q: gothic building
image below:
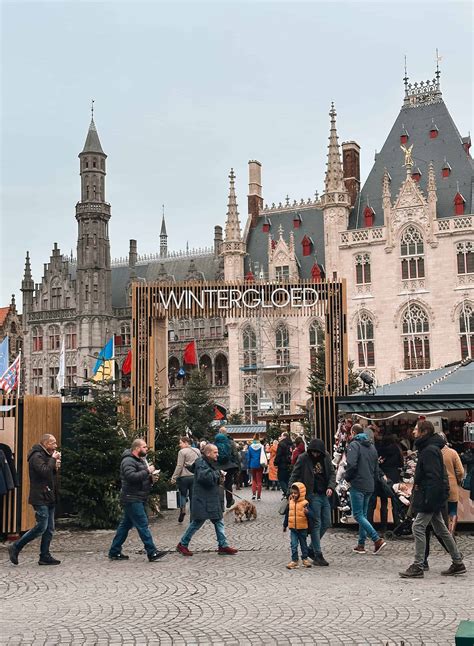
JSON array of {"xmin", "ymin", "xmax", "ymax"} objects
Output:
[
  {"xmin": 20, "ymin": 66, "xmax": 473, "ymax": 424},
  {"xmin": 0, "ymin": 295, "xmax": 22, "ymax": 364}
]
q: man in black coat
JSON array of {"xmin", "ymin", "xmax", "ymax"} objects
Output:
[
  {"xmin": 177, "ymin": 443, "xmax": 238, "ymax": 557},
  {"xmin": 399, "ymin": 420, "xmax": 466, "ymax": 579},
  {"xmin": 109, "ymin": 438, "xmax": 166, "ymax": 562},
  {"xmin": 289, "ymin": 438, "xmax": 336, "ymax": 566},
  {"xmin": 274, "ymin": 432, "xmax": 293, "ymax": 496},
  {"xmin": 9, "ymin": 434, "xmax": 61, "ymax": 566}
]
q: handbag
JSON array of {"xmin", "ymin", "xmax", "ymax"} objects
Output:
[
  {"xmin": 278, "ymin": 498, "xmax": 289, "ymax": 515},
  {"xmin": 260, "ymin": 447, "xmax": 268, "ymax": 467},
  {"xmin": 462, "ymin": 470, "xmax": 472, "ymax": 491}
]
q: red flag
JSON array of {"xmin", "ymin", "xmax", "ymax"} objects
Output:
[
  {"xmin": 122, "ymin": 350, "xmax": 132, "ymax": 375},
  {"xmin": 214, "ymin": 406, "xmax": 225, "ymax": 420},
  {"xmin": 183, "ymin": 340, "xmax": 197, "ymax": 365}
]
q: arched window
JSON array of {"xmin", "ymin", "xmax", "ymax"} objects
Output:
[
  {"xmin": 215, "ymin": 354, "xmax": 228, "ymax": 386},
  {"xmin": 51, "ymin": 279, "xmax": 62, "ymax": 309},
  {"xmin": 456, "ymin": 242, "xmax": 474, "ymax": 275},
  {"xmin": 48, "ymin": 325, "xmax": 60, "ymax": 350},
  {"xmin": 242, "ymin": 326, "xmax": 257, "ymax": 369},
  {"xmin": 357, "ymin": 312, "xmax": 375, "ymax": 367},
  {"xmin": 400, "ymin": 226, "xmax": 425, "ymax": 280},
  {"xmin": 309, "ymin": 320, "xmax": 324, "ymax": 369},
  {"xmin": 200, "ymin": 354, "xmax": 212, "ymax": 384},
  {"xmin": 65, "ymin": 323, "xmax": 77, "ymax": 350},
  {"xmin": 355, "ymin": 253, "xmax": 371, "ymax": 285},
  {"xmin": 120, "ymin": 322, "xmax": 131, "ymax": 346},
  {"xmin": 32, "ymin": 326, "xmax": 43, "ymax": 352},
  {"xmin": 209, "ymin": 318, "xmax": 222, "ymax": 338},
  {"xmin": 178, "ymin": 319, "xmax": 192, "ymax": 340},
  {"xmin": 402, "ymin": 304, "xmax": 430, "ymax": 370},
  {"xmin": 168, "ymin": 356, "xmax": 180, "ymax": 388},
  {"xmin": 276, "ymin": 324, "xmax": 290, "ymax": 366},
  {"xmin": 459, "ymin": 303, "xmax": 474, "ymax": 359},
  {"xmin": 194, "ymin": 318, "xmax": 205, "ymax": 339}
]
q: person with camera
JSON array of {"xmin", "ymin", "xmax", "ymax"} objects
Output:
[
  {"xmin": 108, "ymin": 438, "xmax": 166, "ymax": 562},
  {"xmin": 8, "ymin": 434, "xmax": 61, "ymax": 566}
]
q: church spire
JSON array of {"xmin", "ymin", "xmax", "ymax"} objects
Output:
[
  {"xmin": 224, "ymin": 169, "xmax": 243, "ymax": 243},
  {"xmin": 160, "ymin": 206, "xmax": 168, "ymax": 258},
  {"xmin": 324, "ymin": 103, "xmax": 346, "ymax": 194},
  {"xmin": 21, "ymin": 251, "xmax": 34, "ymax": 327},
  {"xmin": 222, "ymin": 169, "xmax": 245, "ymax": 281},
  {"xmin": 81, "ymin": 102, "xmax": 104, "ymax": 154}
]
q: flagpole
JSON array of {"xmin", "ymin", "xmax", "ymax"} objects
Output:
[
  {"xmin": 112, "ymin": 335, "xmax": 116, "ymax": 397},
  {"xmin": 12, "ymin": 350, "xmax": 21, "ymax": 536}
]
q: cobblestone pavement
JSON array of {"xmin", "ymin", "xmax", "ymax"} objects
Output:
[{"xmin": 0, "ymin": 490, "xmax": 473, "ymax": 646}]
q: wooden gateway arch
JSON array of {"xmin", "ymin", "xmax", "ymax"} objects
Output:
[{"xmin": 131, "ymin": 278, "xmax": 349, "ymax": 449}]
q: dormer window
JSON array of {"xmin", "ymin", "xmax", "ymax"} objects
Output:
[
  {"xmin": 301, "ymin": 235, "xmax": 313, "ymax": 257},
  {"xmin": 271, "ymin": 239, "xmax": 277, "ymax": 250},
  {"xmin": 442, "ymin": 160, "xmax": 451, "ymax": 178},
  {"xmin": 262, "ymin": 217, "xmax": 271, "ymax": 233},
  {"xmin": 363, "ymin": 206, "xmax": 375, "ymax": 227},
  {"xmin": 429, "ymin": 122, "xmax": 439, "ymax": 139},
  {"xmin": 293, "ymin": 213, "xmax": 302, "ymax": 229},
  {"xmin": 245, "ymin": 270, "xmax": 255, "ymax": 282},
  {"xmin": 454, "ymin": 192, "xmax": 466, "ymax": 216},
  {"xmin": 311, "ymin": 263, "xmax": 323, "ymax": 280},
  {"xmin": 411, "ymin": 168, "xmax": 422, "ymax": 182},
  {"xmin": 400, "ymin": 125, "xmax": 409, "ymax": 145}
]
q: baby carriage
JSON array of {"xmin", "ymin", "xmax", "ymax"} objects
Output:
[{"xmin": 383, "ymin": 480, "xmax": 413, "ymax": 540}]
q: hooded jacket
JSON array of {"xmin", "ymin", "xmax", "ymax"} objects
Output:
[
  {"xmin": 411, "ymin": 433, "xmax": 449, "ymax": 513},
  {"xmin": 27, "ymin": 444, "xmax": 59, "ymax": 506},
  {"xmin": 344, "ymin": 433, "xmax": 379, "ymax": 494},
  {"xmin": 247, "ymin": 441, "xmax": 265, "ymax": 469},
  {"xmin": 214, "ymin": 433, "xmax": 239, "ymax": 471},
  {"xmin": 289, "ymin": 439, "xmax": 336, "ymax": 495},
  {"xmin": 285, "ymin": 482, "xmax": 312, "ymax": 530},
  {"xmin": 274, "ymin": 437, "xmax": 293, "ymax": 469},
  {"xmin": 190, "ymin": 455, "xmax": 223, "ymax": 521},
  {"xmin": 119, "ymin": 449, "xmax": 152, "ymax": 504}
]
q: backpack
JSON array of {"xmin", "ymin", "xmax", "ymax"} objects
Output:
[{"xmin": 215, "ymin": 434, "xmax": 232, "ymax": 465}]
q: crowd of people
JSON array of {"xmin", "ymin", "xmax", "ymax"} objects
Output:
[{"xmin": 8, "ymin": 420, "xmax": 473, "ymax": 580}]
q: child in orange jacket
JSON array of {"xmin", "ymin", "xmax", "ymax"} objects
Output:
[{"xmin": 283, "ymin": 482, "xmax": 314, "ymax": 569}]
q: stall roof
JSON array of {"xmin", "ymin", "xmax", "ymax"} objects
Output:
[
  {"xmin": 374, "ymin": 360, "xmax": 474, "ymax": 396},
  {"xmin": 225, "ymin": 425, "xmax": 267, "ymax": 435}
]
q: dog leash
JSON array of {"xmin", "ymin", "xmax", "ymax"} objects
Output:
[{"xmin": 220, "ymin": 485, "xmax": 248, "ymax": 502}]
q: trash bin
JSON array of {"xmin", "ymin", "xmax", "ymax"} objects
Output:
[{"xmin": 455, "ymin": 621, "xmax": 474, "ymax": 645}]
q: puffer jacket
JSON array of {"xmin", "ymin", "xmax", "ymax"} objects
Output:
[
  {"xmin": 286, "ymin": 482, "xmax": 310, "ymax": 530},
  {"xmin": 411, "ymin": 433, "xmax": 449, "ymax": 514},
  {"xmin": 344, "ymin": 433, "xmax": 379, "ymax": 494},
  {"xmin": 119, "ymin": 449, "xmax": 152, "ymax": 504},
  {"xmin": 27, "ymin": 444, "xmax": 59, "ymax": 506},
  {"xmin": 189, "ymin": 456, "xmax": 223, "ymax": 521}
]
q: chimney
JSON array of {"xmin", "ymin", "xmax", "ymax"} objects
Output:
[
  {"xmin": 214, "ymin": 225, "xmax": 223, "ymax": 257},
  {"xmin": 342, "ymin": 141, "xmax": 360, "ymax": 207},
  {"xmin": 129, "ymin": 239, "xmax": 137, "ymax": 271},
  {"xmin": 248, "ymin": 160, "xmax": 263, "ymax": 227}
]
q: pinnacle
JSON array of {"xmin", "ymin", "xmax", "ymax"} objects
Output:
[{"xmin": 81, "ymin": 116, "xmax": 105, "ymax": 155}]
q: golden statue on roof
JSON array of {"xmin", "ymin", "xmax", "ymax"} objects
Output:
[{"xmin": 400, "ymin": 144, "xmax": 414, "ymax": 168}]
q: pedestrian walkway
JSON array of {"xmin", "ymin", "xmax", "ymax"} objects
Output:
[{"xmin": 0, "ymin": 490, "xmax": 472, "ymax": 645}]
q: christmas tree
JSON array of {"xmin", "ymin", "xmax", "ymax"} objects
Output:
[
  {"xmin": 178, "ymin": 368, "xmax": 215, "ymax": 440},
  {"xmin": 61, "ymin": 389, "xmax": 131, "ymax": 528},
  {"xmin": 307, "ymin": 339, "xmax": 359, "ymax": 395}
]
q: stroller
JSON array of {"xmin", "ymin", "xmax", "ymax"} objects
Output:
[{"xmin": 383, "ymin": 480, "xmax": 413, "ymax": 540}]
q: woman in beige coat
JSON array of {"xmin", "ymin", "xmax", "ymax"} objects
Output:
[{"xmin": 441, "ymin": 444, "xmax": 464, "ymax": 534}]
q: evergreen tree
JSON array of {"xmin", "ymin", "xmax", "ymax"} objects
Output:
[
  {"xmin": 307, "ymin": 339, "xmax": 360, "ymax": 395},
  {"xmin": 178, "ymin": 369, "xmax": 215, "ymax": 439},
  {"xmin": 61, "ymin": 389, "xmax": 131, "ymax": 528},
  {"xmin": 227, "ymin": 410, "xmax": 244, "ymax": 425},
  {"xmin": 153, "ymin": 404, "xmax": 182, "ymax": 485}
]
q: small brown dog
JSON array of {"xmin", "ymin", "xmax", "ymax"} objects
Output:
[{"xmin": 226, "ymin": 499, "xmax": 257, "ymax": 522}]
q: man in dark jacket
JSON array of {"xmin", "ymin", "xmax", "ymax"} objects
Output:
[
  {"xmin": 344, "ymin": 427, "xmax": 386, "ymax": 555},
  {"xmin": 177, "ymin": 443, "xmax": 238, "ymax": 556},
  {"xmin": 274, "ymin": 433, "xmax": 293, "ymax": 496},
  {"xmin": 289, "ymin": 438, "xmax": 336, "ymax": 566},
  {"xmin": 399, "ymin": 421, "xmax": 466, "ymax": 578},
  {"xmin": 9, "ymin": 434, "xmax": 61, "ymax": 566},
  {"xmin": 109, "ymin": 438, "xmax": 166, "ymax": 562}
]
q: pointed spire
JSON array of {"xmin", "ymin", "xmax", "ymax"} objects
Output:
[
  {"xmin": 24, "ymin": 251, "xmax": 32, "ymax": 280},
  {"xmin": 324, "ymin": 103, "xmax": 346, "ymax": 194},
  {"xmin": 382, "ymin": 168, "xmax": 392, "ymax": 199},
  {"xmin": 427, "ymin": 161, "xmax": 437, "ymax": 195},
  {"xmin": 224, "ymin": 168, "xmax": 242, "ymax": 242},
  {"xmin": 81, "ymin": 104, "xmax": 105, "ymax": 154},
  {"xmin": 160, "ymin": 207, "xmax": 167, "ymax": 236}
]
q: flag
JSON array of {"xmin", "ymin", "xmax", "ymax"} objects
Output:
[
  {"xmin": 214, "ymin": 405, "xmax": 225, "ymax": 421},
  {"xmin": 0, "ymin": 337, "xmax": 9, "ymax": 377},
  {"xmin": 183, "ymin": 340, "xmax": 197, "ymax": 365},
  {"xmin": 92, "ymin": 337, "xmax": 115, "ymax": 381},
  {"xmin": 0, "ymin": 353, "xmax": 20, "ymax": 394},
  {"xmin": 57, "ymin": 338, "xmax": 65, "ymax": 392},
  {"xmin": 122, "ymin": 350, "xmax": 132, "ymax": 375}
]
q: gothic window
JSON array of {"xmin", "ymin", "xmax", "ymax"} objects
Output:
[
  {"xmin": 84, "ymin": 160, "xmax": 89, "ymax": 169},
  {"xmin": 309, "ymin": 320, "xmax": 324, "ymax": 369},
  {"xmin": 355, "ymin": 253, "xmax": 371, "ymax": 285},
  {"xmin": 400, "ymin": 226, "xmax": 425, "ymax": 280},
  {"xmin": 32, "ymin": 326, "xmax": 43, "ymax": 352},
  {"xmin": 178, "ymin": 319, "xmax": 192, "ymax": 340},
  {"xmin": 42, "ymin": 297, "xmax": 48, "ymax": 310},
  {"xmin": 86, "ymin": 185, "xmax": 90, "ymax": 199},
  {"xmin": 456, "ymin": 242, "xmax": 474, "ymax": 274},
  {"xmin": 32, "ymin": 367, "xmax": 43, "ymax": 395},
  {"xmin": 65, "ymin": 323, "xmax": 77, "ymax": 350},
  {"xmin": 48, "ymin": 325, "xmax": 60, "ymax": 351},
  {"xmin": 49, "ymin": 366, "xmax": 59, "ymax": 392},
  {"xmin": 402, "ymin": 304, "xmax": 431, "ymax": 370},
  {"xmin": 244, "ymin": 392, "xmax": 258, "ymax": 423},
  {"xmin": 168, "ymin": 356, "xmax": 180, "ymax": 388},
  {"xmin": 459, "ymin": 303, "xmax": 474, "ymax": 359},
  {"xmin": 357, "ymin": 312, "xmax": 375, "ymax": 367},
  {"xmin": 66, "ymin": 365, "xmax": 77, "ymax": 387},
  {"xmin": 120, "ymin": 322, "xmax": 131, "ymax": 346},
  {"xmin": 276, "ymin": 390, "xmax": 291, "ymax": 414},
  {"xmin": 51, "ymin": 280, "xmax": 62, "ymax": 309},
  {"xmin": 194, "ymin": 319, "xmax": 206, "ymax": 339},
  {"xmin": 276, "ymin": 323, "xmax": 290, "ymax": 366},
  {"xmin": 93, "ymin": 283, "xmax": 99, "ymax": 302},
  {"xmin": 242, "ymin": 325, "xmax": 257, "ymax": 369},
  {"xmin": 215, "ymin": 354, "xmax": 228, "ymax": 386},
  {"xmin": 85, "ymin": 284, "xmax": 90, "ymax": 302},
  {"xmin": 93, "ymin": 185, "xmax": 97, "ymax": 200},
  {"xmin": 200, "ymin": 355, "xmax": 212, "ymax": 384},
  {"xmin": 209, "ymin": 318, "xmax": 222, "ymax": 338},
  {"xmin": 93, "ymin": 158, "xmax": 97, "ymax": 168},
  {"xmin": 275, "ymin": 266, "xmax": 290, "ymax": 280}
]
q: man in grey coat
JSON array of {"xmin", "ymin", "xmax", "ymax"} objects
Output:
[{"xmin": 176, "ymin": 444, "xmax": 238, "ymax": 556}]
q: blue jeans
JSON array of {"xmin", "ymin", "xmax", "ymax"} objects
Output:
[
  {"xmin": 180, "ymin": 518, "xmax": 228, "ymax": 548},
  {"xmin": 290, "ymin": 529, "xmax": 308, "ymax": 561},
  {"xmin": 15, "ymin": 505, "xmax": 55, "ymax": 558},
  {"xmin": 350, "ymin": 488, "xmax": 380, "ymax": 544},
  {"xmin": 307, "ymin": 493, "xmax": 332, "ymax": 554},
  {"xmin": 109, "ymin": 501, "xmax": 157, "ymax": 557}
]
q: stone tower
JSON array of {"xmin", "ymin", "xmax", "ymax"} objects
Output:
[
  {"xmin": 21, "ymin": 251, "xmax": 34, "ymax": 332},
  {"xmin": 321, "ymin": 103, "xmax": 351, "ymax": 278},
  {"xmin": 222, "ymin": 169, "xmax": 245, "ymax": 281},
  {"xmin": 75, "ymin": 114, "xmax": 112, "ymax": 315},
  {"xmin": 160, "ymin": 213, "xmax": 168, "ymax": 258}
]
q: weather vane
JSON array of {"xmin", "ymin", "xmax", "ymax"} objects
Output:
[{"xmin": 91, "ymin": 99, "xmax": 95, "ymax": 119}]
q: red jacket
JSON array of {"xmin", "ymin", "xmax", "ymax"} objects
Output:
[{"xmin": 291, "ymin": 443, "xmax": 305, "ymax": 465}]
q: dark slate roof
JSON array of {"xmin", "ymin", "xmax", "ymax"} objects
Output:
[
  {"xmin": 81, "ymin": 119, "xmax": 105, "ymax": 155},
  {"xmin": 245, "ymin": 207, "xmax": 326, "ymax": 278},
  {"xmin": 111, "ymin": 254, "xmax": 221, "ymax": 308},
  {"xmin": 374, "ymin": 360, "xmax": 474, "ymax": 396},
  {"xmin": 349, "ymin": 97, "xmax": 474, "ymax": 228}
]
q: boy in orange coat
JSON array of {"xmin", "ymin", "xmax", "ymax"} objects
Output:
[{"xmin": 283, "ymin": 482, "xmax": 314, "ymax": 569}]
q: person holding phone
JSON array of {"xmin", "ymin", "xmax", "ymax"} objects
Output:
[{"xmin": 8, "ymin": 434, "xmax": 61, "ymax": 566}]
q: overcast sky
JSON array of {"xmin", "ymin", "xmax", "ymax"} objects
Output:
[{"xmin": 1, "ymin": 1, "xmax": 472, "ymax": 307}]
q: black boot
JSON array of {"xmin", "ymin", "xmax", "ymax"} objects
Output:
[
  {"xmin": 8, "ymin": 543, "xmax": 19, "ymax": 565},
  {"xmin": 178, "ymin": 508, "xmax": 186, "ymax": 523},
  {"xmin": 313, "ymin": 553, "xmax": 329, "ymax": 566},
  {"xmin": 38, "ymin": 554, "xmax": 61, "ymax": 566}
]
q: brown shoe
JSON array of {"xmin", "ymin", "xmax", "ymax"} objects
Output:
[
  {"xmin": 373, "ymin": 538, "xmax": 386, "ymax": 555},
  {"xmin": 441, "ymin": 562, "xmax": 466, "ymax": 576},
  {"xmin": 352, "ymin": 544, "xmax": 366, "ymax": 554},
  {"xmin": 176, "ymin": 543, "xmax": 193, "ymax": 557},
  {"xmin": 218, "ymin": 546, "xmax": 238, "ymax": 555},
  {"xmin": 286, "ymin": 560, "xmax": 299, "ymax": 569}
]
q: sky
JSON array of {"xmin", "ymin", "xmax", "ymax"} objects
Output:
[{"xmin": 1, "ymin": 1, "xmax": 472, "ymax": 307}]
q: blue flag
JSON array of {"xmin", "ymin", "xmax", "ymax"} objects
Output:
[
  {"xmin": 92, "ymin": 337, "xmax": 115, "ymax": 381},
  {"xmin": 0, "ymin": 337, "xmax": 9, "ymax": 377}
]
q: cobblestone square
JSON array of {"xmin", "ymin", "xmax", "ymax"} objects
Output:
[{"xmin": 0, "ymin": 491, "xmax": 472, "ymax": 645}]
